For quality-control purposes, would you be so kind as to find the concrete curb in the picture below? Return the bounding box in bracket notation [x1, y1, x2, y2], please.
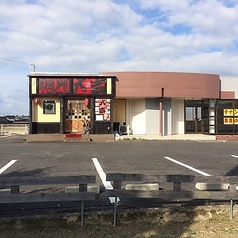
[125, 183, 159, 191]
[195, 183, 229, 191]
[65, 185, 100, 194]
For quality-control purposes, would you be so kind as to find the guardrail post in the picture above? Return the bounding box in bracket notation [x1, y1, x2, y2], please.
[229, 184, 236, 220]
[113, 181, 121, 226]
[0, 124, 3, 133]
[230, 200, 234, 220]
[173, 182, 181, 192]
[10, 186, 20, 194]
[113, 181, 121, 189]
[81, 201, 84, 226]
[79, 184, 87, 226]
[113, 196, 118, 227]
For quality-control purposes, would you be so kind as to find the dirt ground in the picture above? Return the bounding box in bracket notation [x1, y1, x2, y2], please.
[0, 213, 238, 238]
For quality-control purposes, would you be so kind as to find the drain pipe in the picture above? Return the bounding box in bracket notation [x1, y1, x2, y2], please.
[160, 88, 164, 136]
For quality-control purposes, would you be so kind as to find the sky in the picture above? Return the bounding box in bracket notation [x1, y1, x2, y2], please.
[0, 0, 238, 115]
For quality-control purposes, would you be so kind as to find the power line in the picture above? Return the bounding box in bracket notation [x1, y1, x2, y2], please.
[0, 56, 36, 71]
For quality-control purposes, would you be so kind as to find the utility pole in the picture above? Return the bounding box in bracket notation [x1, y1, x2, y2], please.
[31, 64, 36, 72]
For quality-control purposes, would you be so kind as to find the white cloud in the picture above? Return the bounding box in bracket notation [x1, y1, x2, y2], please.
[0, 0, 237, 114]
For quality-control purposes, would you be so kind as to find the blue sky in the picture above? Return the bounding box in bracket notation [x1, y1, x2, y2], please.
[0, 0, 238, 115]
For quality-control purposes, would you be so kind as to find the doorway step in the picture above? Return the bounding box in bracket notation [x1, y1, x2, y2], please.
[63, 133, 91, 142]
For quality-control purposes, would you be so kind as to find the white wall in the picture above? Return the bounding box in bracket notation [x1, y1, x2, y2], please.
[171, 99, 184, 134]
[145, 98, 159, 135]
[127, 98, 184, 135]
[220, 76, 238, 98]
[163, 99, 172, 136]
[130, 99, 146, 134]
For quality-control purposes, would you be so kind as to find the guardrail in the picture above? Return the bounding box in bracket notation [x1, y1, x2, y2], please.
[0, 124, 28, 135]
[106, 173, 238, 226]
[0, 175, 96, 226]
[1, 173, 238, 226]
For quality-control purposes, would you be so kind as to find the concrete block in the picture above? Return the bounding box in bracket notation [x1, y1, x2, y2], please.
[65, 185, 100, 194]
[125, 183, 159, 191]
[195, 183, 229, 191]
[26, 134, 64, 142]
[0, 188, 10, 194]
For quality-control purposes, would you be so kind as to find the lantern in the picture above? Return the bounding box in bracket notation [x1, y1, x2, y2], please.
[33, 98, 40, 105]
[84, 98, 89, 106]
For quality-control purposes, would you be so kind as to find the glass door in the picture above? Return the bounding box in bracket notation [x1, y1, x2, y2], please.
[64, 98, 91, 134]
[185, 101, 203, 133]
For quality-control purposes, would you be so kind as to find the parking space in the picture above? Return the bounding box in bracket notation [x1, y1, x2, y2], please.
[1, 136, 238, 178]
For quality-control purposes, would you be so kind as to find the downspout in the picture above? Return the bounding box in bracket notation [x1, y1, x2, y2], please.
[160, 88, 164, 136]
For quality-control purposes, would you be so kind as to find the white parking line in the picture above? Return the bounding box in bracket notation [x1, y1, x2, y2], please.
[164, 156, 211, 176]
[92, 158, 120, 204]
[231, 155, 238, 158]
[164, 156, 238, 192]
[0, 160, 17, 174]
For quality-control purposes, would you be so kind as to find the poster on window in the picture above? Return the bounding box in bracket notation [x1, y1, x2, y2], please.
[224, 118, 233, 124]
[224, 118, 238, 124]
[223, 109, 238, 124]
[223, 109, 238, 116]
[95, 99, 110, 121]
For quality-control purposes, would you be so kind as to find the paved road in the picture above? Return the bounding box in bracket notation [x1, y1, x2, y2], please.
[0, 135, 238, 217]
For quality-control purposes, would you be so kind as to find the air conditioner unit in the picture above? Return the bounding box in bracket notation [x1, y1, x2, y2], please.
[119, 125, 127, 135]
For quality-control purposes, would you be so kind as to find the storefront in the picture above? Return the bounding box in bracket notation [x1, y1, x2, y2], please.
[29, 74, 116, 135]
[184, 99, 238, 134]
[28, 72, 238, 137]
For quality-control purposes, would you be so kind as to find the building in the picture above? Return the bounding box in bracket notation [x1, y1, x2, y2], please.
[28, 72, 238, 139]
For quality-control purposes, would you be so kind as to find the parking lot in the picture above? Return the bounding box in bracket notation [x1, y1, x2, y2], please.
[1, 134, 238, 216]
[1, 135, 238, 178]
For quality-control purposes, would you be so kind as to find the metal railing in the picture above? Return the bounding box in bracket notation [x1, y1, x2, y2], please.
[106, 173, 238, 225]
[0, 124, 29, 135]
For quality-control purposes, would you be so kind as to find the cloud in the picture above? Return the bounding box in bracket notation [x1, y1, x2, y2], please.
[0, 0, 238, 114]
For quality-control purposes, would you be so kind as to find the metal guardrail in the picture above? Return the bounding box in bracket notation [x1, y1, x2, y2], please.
[1, 173, 238, 226]
[0, 124, 29, 135]
[0, 175, 96, 226]
[106, 173, 238, 226]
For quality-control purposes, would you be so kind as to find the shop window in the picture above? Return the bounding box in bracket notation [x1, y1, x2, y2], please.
[95, 98, 110, 121]
[43, 101, 56, 114]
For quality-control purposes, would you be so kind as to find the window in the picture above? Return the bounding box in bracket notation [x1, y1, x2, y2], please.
[43, 101, 56, 114]
[95, 98, 110, 121]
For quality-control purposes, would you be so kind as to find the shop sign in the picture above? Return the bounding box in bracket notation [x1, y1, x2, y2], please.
[223, 109, 238, 116]
[223, 109, 238, 124]
[224, 117, 238, 124]
[37, 77, 114, 96]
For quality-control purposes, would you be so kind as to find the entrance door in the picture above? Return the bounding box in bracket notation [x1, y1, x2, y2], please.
[185, 104, 202, 133]
[64, 99, 91, 133]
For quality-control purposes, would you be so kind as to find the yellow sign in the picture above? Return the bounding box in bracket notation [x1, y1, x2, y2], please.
[223, 109, 238, 116]
[224, 117, 238, 124]
[224, 109, 234, 116]
[224, 118, 233, 124]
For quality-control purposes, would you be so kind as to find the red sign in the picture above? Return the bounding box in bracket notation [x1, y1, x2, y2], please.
[39, 78, 71, 94]
[73, 78, 105, 95]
